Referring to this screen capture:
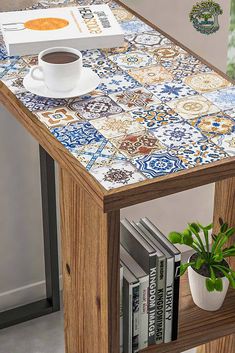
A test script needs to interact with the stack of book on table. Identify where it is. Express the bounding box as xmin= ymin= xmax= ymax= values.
xmin=120 ymin=218 xmax=181 ymax=353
